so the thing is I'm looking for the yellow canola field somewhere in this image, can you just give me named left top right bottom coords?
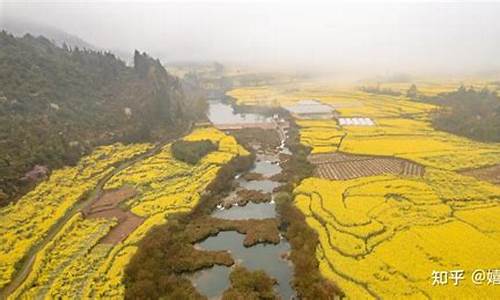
left=295, top=175, right=500, bottom=299
left=11, top=214, right=116, bottom=299
left=243, top=84, right=500, bottom=170
left=0, top=143, right=152, bottom=289
left=328, top=92, right=500, bottom=170
left=105, top=127, right=248, bottom=217
left=229, top=82, right=500, bottom=298
left=85, top=127, right=248, bottom=298
left=9, top=127, right=248, bottom=299
left=296, top=120, right=345, bottom=154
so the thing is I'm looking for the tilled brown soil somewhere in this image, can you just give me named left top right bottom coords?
left=460, top=164, right=500, bottom=185
left=308, top=152, right=424, bottom=180
left=87, top=208, right=144, bottom=244
left=84, top=187, right=137, bottom=214
left=83, top=187, right=143, bottom=244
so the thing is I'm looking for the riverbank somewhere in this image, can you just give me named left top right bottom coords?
left=124, top=97, right=297, bottom=299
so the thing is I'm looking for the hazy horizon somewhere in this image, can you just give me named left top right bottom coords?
left=2, top=1, right=500, bottom=77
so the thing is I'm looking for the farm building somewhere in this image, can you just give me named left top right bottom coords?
left=338, top=117, right=375, bottom=126
left=284, top=99, right=336, bottom=119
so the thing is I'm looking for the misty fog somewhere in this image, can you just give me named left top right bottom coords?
left=2, top=1, right=500, bottom=76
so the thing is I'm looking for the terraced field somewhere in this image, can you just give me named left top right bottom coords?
left=0, top=127, right=248, bottom=299
left=229, top=82, right=500, bottom=298
left=309, top=152, right=424, bottom=180
left=231, top=84, right=500, bottom=170
left=294, top=173, right=500, bottom=298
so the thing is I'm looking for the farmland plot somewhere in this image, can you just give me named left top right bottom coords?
left=82, top=128, right=249, bottom=298
left=84, top=187, right=143, bottom=245
left=230, top=84, right=500, bottom=171
left=0, top=143, right=152, bottom=289
left=460, top=164, right=500, bottom=185
left=6, top=127, right=249, bottom=299
left=309, top=152, right=424, bottom=180
left=227, top=82, right=500, bottom=298
left=294, top=174, right=500, bottom=298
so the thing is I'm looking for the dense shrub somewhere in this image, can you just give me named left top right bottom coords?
left=232, top=128, right=281, bottom=151
left=171, top=140, right=217, bottom=164
left=276, top=120, right=344, bottom=299
left=277, top=120, right=314, bottom=192
left=222, top=266, right=278, bottom=300
left=277, top=198, right=343, bottom=299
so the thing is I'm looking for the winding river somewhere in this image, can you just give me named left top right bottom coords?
left=190, top=100, right=295, bottom=299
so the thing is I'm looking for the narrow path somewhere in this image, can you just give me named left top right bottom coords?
left=0, top=124, right=192, bottom=299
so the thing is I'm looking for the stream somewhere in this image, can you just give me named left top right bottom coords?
left=190, top=100, right=295, bottom=299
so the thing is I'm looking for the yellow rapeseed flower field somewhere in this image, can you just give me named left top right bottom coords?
left=5, top=127, right=248, bottom=298
left=229, top=81, right=500, bottom=298
left=295, top=174, right=500, bottom=299
left=11, top=214, right=116, bottom=299
left=230, top=83, right=500, bottom=169
left=0, top=143, right=152, bottom=289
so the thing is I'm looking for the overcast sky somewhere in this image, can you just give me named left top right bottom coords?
left=2, top=1, right=500, bottom=75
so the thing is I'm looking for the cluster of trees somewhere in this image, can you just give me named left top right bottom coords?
left=232, top=128, right=281, bottom=152
left=360, top=85, right=402, bottom=96
left=171, top=140, right=217, bottom=164
left=0, top=31, right=206, bottom=205
left=410, top=85, right=500, bottom=142
left=278, top=122, right=315, bottom=186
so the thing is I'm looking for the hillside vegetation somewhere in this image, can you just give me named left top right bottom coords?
left=0, top=31, right=204, bottom=205
left=359, top=82, right=500, bottom=142
left=416, top=86, right=500, bottom=142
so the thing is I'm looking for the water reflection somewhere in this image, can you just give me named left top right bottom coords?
left=190, top=99, right=294, bottom=299
left=237, top=179, right=280, bottom=193
left=194, top=232, right=294, bottom=299
left=213, top=202, right=276, bottom=220
left=253, top=160, right=281, bottom=177
left=207, top=101, right=272, bottom=125
left=191, top=265, right=231, bottom=299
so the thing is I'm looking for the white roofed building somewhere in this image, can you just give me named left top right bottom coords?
left=338, top=117, right=375, bottom=126
left=284, top=99, right=336, bottom=119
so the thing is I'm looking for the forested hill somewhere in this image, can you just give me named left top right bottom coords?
left=0, top=31, right=204, bottom=205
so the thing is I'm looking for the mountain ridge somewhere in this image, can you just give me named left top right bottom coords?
left=0, top=30, right=204, bottom=205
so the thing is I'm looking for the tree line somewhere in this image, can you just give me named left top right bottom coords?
left=407, top=84, right=500, bottom=143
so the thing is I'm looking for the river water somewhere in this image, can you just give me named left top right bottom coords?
left=207, top=100, right=273, bottom=125
left=190, top=101, right=294, bottom=299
